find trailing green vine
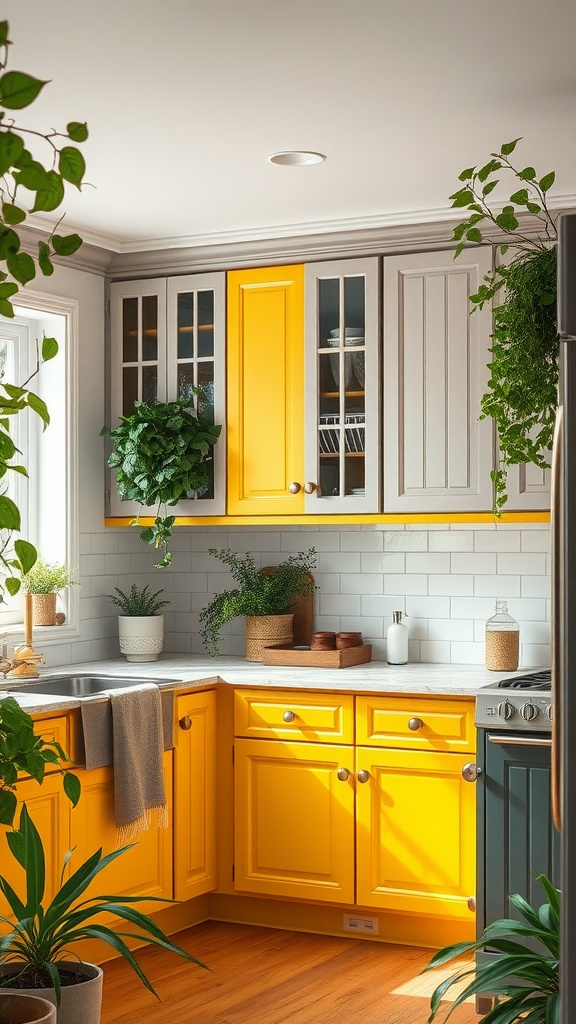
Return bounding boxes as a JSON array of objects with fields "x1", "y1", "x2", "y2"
[{"x1": 449, "y1": 138, "x2": 559, "y2": 514}]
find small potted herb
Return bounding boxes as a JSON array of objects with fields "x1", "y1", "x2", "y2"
[
  {"x1": 199, "y1": 548, "x2": 316, "y2": 660},
  {"x1": 108, "y1": 584, "x2": 170, "y2": 663},
  {"x1": 22, "y1": 560, "x2": 77, "y2": 626}
]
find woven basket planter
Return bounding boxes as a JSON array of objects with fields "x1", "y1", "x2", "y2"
[
  {"x1": 245, "y1": 613, "x2": 294, "y2": 662},
  {"x1": 31, "y1": 593, "x2": 57, "y2": 626}
]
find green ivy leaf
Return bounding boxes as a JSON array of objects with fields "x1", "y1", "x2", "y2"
[
  {"x1": 31, "y1": 169, "x2": 65, "y2": 213},
  {"x1": 14, "y1": 159, "x2": 50, "y2": 191},
  {"x1": 509, "y1": 188, "x2": 529, "y2": 205},
  {"x1": 466, "y1": 228, "x2": 482, "y2": 243},
  {"x1": 14, "y1": 538, "x2": 37, "y2": 575},
  {"x1": 58, "y1": 146, "x2": 85, "y2": 186},
  {"x1": 66, "y1": 121, "x2": 88, "y2": 143},
  {"x1": 0, "y1": 493, "x2": 20, "y2": 530},
  {"x1": 1, "y1": 202, "x2": 25, "y2": 225},
  {"x1": 518, "y1": 166, "x2": 536, "y2": 180},
  {"x1": 26, "y1": 391, "x2": 50, "y2": 427},
  {"x1": 0, "y1": 70, "x2": 47, "y2": 109},
  {"x1": 482, "y1": 180, "x2": 498, "y2": 197},
  {"x1": 63, "y1": 771, "x2": 81, "y2": 807},
  {"x1": 0, "y1": 130, "x2": 24, "y2": 175},
  {"x1": 41, "y1": 335, "x2": 59, "y2": 361},
  {"x1": 539, "y1": 171, "x2": 556, "y2": 193},
  {"x1": 457, "y1": 166, "x2": 476, "y2": 182},
  {"x1": 500, "y1": 137, "x2": 522, "y2": 156},
  {"x1": 0, "y1": 21, "x2": 10, "y2": 49},
  {"x1": 6, "y1": 250, "x2": 35, "y2": 285},
  {"x1": 38, "y1": 241, "x2": 54, "y2": 276},
  {"x1": 495, "y1": 206, "x2": 519, "y2": 232},
  {"x1": 4, "y1": 575, "x2": 20, "y2": 596},
  {"x1": 477, "y1": 159, "x2": 502, "y2": 182},
  {"x1": 52, "y1": 232, "x2": 83, "y2": 256},
  {"x1": 526, "y1": 202, "x2": 542, "y2": 214}
]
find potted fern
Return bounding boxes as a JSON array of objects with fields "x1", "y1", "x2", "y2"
[
  {"x1": 423, "y1": 874, "x2": 559, "y2": 1023},
  {"x1": 199, "y1": 548, "x2": 317, "y2": 660},
  {"x1": 107, "y1": 585, "x2": 170, "y2": 663}
]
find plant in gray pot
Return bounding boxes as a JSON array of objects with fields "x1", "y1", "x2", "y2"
[
  {"x1": 108, "y1": 585, "x2": 170, "y2": 663},
  {"x1": 0, "y1": 805, "x2": 206, "y2": 1024}
]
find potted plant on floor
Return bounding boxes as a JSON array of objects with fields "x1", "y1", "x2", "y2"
[
  {"x1": 101, "y1": 395, "x2": 222, "y2": 568},
  {"x1": 0, "y1": 992, "x2": 56, "y2": 1024},
  {"x1": 199, "y1": 548, "x2": 317, "y2": 660},
  {"x1": 107, "y1": 584, "x2": 170, "y2": 663},
  {"x1": 449, "y1": 138, "x2": 559, "y2": 514},
  {"x1": 21, "y1": 560, "x2": 77, "y2": 627},
  {"x1": 0, "y1": 805, "x2": 207, "y2": 1024},
  {"x1": 423, "y1": 873, "x2": 559, "y2": 1023}
]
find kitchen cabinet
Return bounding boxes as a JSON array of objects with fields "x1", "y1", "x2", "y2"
[
  {"x1": 233, "y1": 688, "x2": 476, "y2": 921},
  {"x1": 108, "y1": 273, "x2": 226, "y2": 516},
  {"x1": 383, "y1": 247, "x2": 494, "y2": 512},
  {"x1": 174, "y1": 690, "x2": 218, "y2": 900},
  {"x1": 227, "y1": 258, "x2": 380, "y2": 516},
  {"x1": 70, "y1": 751, "x2": 174, "y2": 913}
]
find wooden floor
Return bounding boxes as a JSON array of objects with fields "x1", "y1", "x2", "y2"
[{"x1": 100, "y1": 921, "x2": 479, "y2": 1024}]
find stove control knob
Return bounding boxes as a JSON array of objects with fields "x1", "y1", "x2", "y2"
[
  {"x1": 498, "y1": 700, "x2": 516, "y2": 721},
  {"x1": 520, "y1": 702, "x2": 539, "y2": 721}
]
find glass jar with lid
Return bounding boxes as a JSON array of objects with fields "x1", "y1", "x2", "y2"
[{"x1": 485, "y1": 600, "x2": 519, "y2": 671}]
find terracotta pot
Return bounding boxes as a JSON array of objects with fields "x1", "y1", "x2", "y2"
[
  {"x1": 31, "y1": 594, "x2": 57, "y2": 627},
  {"x1": 0, "y1": 963, "x2": 103, "y2": 1024},
  {"x1": 0, "y1": 992, "x2": 56, "y2": 1024},
  {"x1": 118, "y1": 614, "x2": 164, "y2": 662},
  {"x1": 245, "y1": 614, "x2": 293, "y2": 662}
]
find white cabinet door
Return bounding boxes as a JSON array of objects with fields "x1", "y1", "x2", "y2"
[
  {"x1": 108, "y1": 272, "x2": 226, "y2": 516},
  {"x1": 305, "y1": 257, "x2": 380, "y2": 513},
  {"x1": 383, "y1": 247, "x2": 494, "y2": 512}
]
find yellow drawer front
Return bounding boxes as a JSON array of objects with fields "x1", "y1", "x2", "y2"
[
  {"x1": 356, "y1": 695, "x2": 475, "y2": 753},
  {"x1": 234, "y1": 689, "x2": 354, "y2": 743}
]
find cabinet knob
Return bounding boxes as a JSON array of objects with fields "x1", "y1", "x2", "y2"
[
  {"x1": 283, "y1": 710, "x2": 296, "y2": 723},
  {"x1": 179, "y1": 716, "x2": 192, "y2": 731},
  {"x1": 408, "y1": 717, "x2": 424, "y2": 731},
  {"x1": 288, "y1": 482, "x2": 302, "y2": 494},
  {"x1": 337, "y1": 767, "x2": 350, "y2": 782},
  {"x1": 303, "y1": 482, "x2": 317, "y2": 494},
  {"x1": 357, "y1": 769, "x2": 370, "y2": 784},
  {"x1": 461, "y1": 762, "x2": 481, "y2": 783}
]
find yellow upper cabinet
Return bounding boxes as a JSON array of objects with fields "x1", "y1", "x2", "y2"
[{"x1": 227, "y1": 265, "x2": 306, "y2": 515}]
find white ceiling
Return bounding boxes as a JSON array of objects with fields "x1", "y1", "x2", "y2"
[{"x1": 5, "y1": 0, "x2": 576, "y2": 254}]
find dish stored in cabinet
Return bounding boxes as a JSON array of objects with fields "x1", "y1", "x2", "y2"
[
  {"x1": 356, "y1": 695, "x2": 475, "y2": 752},
  {"x1": 234, "y1": 689, "x2": 354, "y2": 743}
]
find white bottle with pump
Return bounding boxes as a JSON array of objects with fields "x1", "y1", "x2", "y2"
[{"x1": 387, "y1": 610, "x2": 408, "y2": 665}]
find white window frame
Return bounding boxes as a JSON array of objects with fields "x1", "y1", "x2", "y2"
[{"x1": 0, "y1": 290, "x2": 79, "y2": 643}]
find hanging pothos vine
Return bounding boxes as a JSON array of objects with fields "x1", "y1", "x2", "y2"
[{"x1": 449, "y1": 138, "x2": 559, "y2": 514}]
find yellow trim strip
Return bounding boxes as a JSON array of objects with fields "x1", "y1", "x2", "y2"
[{"x1": 105, "y1": 511, "x2": 549, "y2": 528}]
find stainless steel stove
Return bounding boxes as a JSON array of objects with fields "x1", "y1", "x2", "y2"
[{"x1": 475, "y1": 669, "x2": 552, "y2": 732}]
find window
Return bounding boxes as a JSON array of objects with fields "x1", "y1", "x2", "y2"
[{"x1": 0, "y1": 291, "x2": 79, "y2": 639}]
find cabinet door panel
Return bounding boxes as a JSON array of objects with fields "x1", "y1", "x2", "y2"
[
  {"x1": 174, "y1": 691, "x2": 217, "y2": 900},
  {"x1": 383, "y1": 248, "x2": 494, "y2": 511},
  {"x1": 227, "y1": 266, "x2": 305, "y2": 515},
  {"x1": 355, "y1": 746, "x2": 476, "y2": 918},
  {"x1": 235, "y1": 739, "x2": 355, "y2": 902}
]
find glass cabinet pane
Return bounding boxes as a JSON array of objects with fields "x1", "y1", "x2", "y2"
[
  {"x1": 119, "y1": 291, "x2": 161, "y2": 415},
  {"x1": 142, "y1": 295, "x2": 158, "y2": 361}
]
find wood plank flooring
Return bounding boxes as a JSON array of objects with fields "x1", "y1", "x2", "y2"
[{"x1": 100, "y1": 921, "x2": 479, "y2": 1023}]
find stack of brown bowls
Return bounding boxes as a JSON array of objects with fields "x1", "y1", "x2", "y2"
[
  {"x1": 310, "y1": 631, "x2": 336, "y2": 651},
  {"x1": 335, "y1": 631, "x2": 363, "y2": 649}
]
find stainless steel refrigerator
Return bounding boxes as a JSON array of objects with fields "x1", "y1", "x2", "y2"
[{"x1": 554, "y1": 211, "x2": 576, "y2": 1022}]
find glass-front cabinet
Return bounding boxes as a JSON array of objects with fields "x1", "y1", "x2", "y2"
[
  {"x1": 305, "y1": 257, "x2": 380, "y2": 513},
  {"x1": 108, "y1": 273, "x2": 226, "y2": 516}
]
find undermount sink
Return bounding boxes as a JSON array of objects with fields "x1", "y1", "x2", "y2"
[{"x1": 7, "y1": 675, "x2": 177, "y2": 698}]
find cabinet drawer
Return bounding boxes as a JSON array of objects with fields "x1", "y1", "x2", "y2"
[
  {"x1": 356, "y1": 695, "x2": 475, "y2": 753},
  {"x1": 234, "y1": 689, "x2": 354, "y2": 743}
]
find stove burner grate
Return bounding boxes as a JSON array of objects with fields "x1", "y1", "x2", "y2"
[{"x1": 497, "y1": 669, "x2": 551, "y2": 690}]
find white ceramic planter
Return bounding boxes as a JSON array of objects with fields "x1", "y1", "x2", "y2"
[
  {"x1": 0, "y1": 963, "x2": 103, "y2": 1024},
  {"x1": 118, "y1": 614, "x2": 164, "y2": 662}
]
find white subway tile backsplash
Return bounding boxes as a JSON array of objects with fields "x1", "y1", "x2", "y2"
[
  {"x1": 429, "y1": 574, "x2": 474, "y2": 597},
  {"x1": 406, "y1": 596, "x2": 451, "y2": 619},
  {"x1": 384, "y1": 574, "x2": 428, "y2": 596},
  {"x1": 406, "y1": 552, "x2": 451, "y2": 574},
  {"x1": 384, "y1": 531, "x2": 428, "y2": 551},
  {"x1": 429, "y1": 531, "x2": 474, "y2": 552},
  {"x1": 451, "y1": 552, "x2": 497, "y2": 574},
  {"x1": 473, "y1": 575, "x2": 521, "y2": 597},
  {"x1": 498, "y1": 552, "x2": 547, "y2": 575},
  {"x1": 475, "y1": 530, "x2": 521, "y2": 551},
  {"x1": 341, "y1": 574, "x2": 383, "y2": 595}
]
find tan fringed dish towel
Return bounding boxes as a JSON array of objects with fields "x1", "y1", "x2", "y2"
[{"x1": 80, "y1": 684, "x2": 173, "y2": 843}]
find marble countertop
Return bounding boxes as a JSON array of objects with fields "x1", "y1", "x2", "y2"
[{"x1": 0, "y1": 654, "x2": 529, "y2": 715}]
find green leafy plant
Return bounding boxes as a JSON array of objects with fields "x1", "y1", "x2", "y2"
[
  {"x1": 0, "y1": 696, "x2": 80, "y2": 827},
  {"x1": 449, "y1": 138, "x2": 559, "y2": 514},
  {"x1": 199, "y1": 548, "x2": 317, "y2": 656},
  {"x1": 0, "y1": 804, "x2": 206, "y2": 1005},
  {"x1": 22, "y1": 560, "x2": 77, "y2": 595},
  {"x1": 108, "y1": 584, "x2": 170, "y2": 617},
  {"x1": 0, "y1": 19, "x2": 88, "y2": 599},
  {"x1": 101, "y1": 396, "x2": 222, "y2": 569},
  {"x1": 423, "y1": 874, "x2": 559, "y2": 1024}
]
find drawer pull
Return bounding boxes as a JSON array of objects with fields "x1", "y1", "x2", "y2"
[
  {"x1": 179, "y1": 716, "x2": 192, "y2": 731},
  {"x1": 288, "y1": 482, "x2": 301, "y2": 494},
  {"x1": 357, "y1": 769, "x2": 370, "y2": 783},
  {"x1": 467, "y1": 896, "x2": 476, "y2": 912},
  {"x1": 303, "y1": 482, "x2": 317, "y2": 494},
  {"x1": 408, "y1": 717, "x2": 424, "y2": 731},
  {"x1": 337, "y1": 767, "x2": 350, "y2": 782},
  {"x1": 283, "y1": 710, "x2": 296, "y2": 723},
  {"x1": 461, "y1": 762, "x2": 481, "y2": 782}
]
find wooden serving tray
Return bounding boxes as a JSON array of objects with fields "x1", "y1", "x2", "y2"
[{"x1": 261, "y1": 643, "x2": 372, "y2": 669}]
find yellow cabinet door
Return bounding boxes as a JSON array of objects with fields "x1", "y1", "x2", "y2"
[
  {"x1": 174, "y1": 691, "x2": 217, "y2": 901},
  {"x1": 355, "y1": 746, "x2": 476, "y2": 919},
  {"x1": 227, "y1": 265, "x2": 305, "y2": 515},
  {"x1": 235, "y1": 738, "x2": 355, "y2": 903},
  {"x1": 0, "y1": 773, "x2": 70, "y2": 923},
  {"x1": 69, "y1": 751, "x2": 173, "y2": 914}
]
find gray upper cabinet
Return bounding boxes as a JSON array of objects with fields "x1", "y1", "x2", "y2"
[
  {"x1": 383, "y1": 247, "x2": 495, "y2": 513},
  {"x1": 108, "y1": 273, "x2": 226, "y2": 517}
]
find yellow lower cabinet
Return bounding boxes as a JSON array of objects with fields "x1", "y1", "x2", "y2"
[
  {"x1": 355, "y1": 745, "x2": 476, "y2": 918},
  {"x1": 70, "y1": 751, "x2": 174, "y2": 913},
  {"x1": 234, "y1": 738, "x2": 355, "y2": 903},
  {"x1": 0, "y1": 773, "x2": 70, "y2": 923},
  {"x1": 174, "y1": 690, "x2": 218, "y2": 900}
]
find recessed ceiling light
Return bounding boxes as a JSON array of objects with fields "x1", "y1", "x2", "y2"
[{"x1": 267, "y1": 151, "x2": 326, "y2": 166}]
